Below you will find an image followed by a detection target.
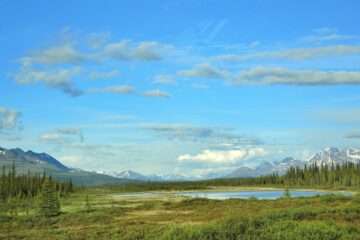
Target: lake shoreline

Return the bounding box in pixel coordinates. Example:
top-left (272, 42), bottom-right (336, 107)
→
top-left (112, 186), bottom-right (353, 201)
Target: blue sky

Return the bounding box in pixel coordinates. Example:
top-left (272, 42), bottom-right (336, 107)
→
top-left (1, 0), bottom-right (360, 176)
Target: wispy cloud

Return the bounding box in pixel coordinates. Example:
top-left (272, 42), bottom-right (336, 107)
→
top-left (345, 132), bottom-right (360, 139)
top-left (143, 89), bottom-right (170, 98)
top-left (14, 66), bottom-right (83, 97)
top-left (215, 45), bottom-right (360, 62)
top-left (152, 74), bottom-right (177, 85)
top-left (102, 40), bottom-right (173, 61)
top-left (300, 28), bottom-right (358, 44)
top-left (0, 107), bottom-right (22, 131)
top-left (88, 85), bottom-right (135, 95)
top-left (88, 70), bottom-right (120, 80)
top-left (40, 127), bottom-right (84, 144)
top-left (19, 39), bottom-right (173, 66)
top-left (87, 32), bottom-right (111, 49)
top-left (143, 124), bottom-right (262, 146)
top-left (310, 108), bottom-right (360, 125)
top-left (232, 67), bottom-right (360, 86)
top-left (19, 44), bottom-right (85, 66)
top-left (177, 63), bottom-right (229, 79)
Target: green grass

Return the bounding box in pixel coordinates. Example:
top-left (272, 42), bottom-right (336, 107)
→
top-left (1, 188), bottom-right (360, 239)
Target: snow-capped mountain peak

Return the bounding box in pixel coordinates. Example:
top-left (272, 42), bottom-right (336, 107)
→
top-left (308, 147), bottom-right (360, 166)
top-left (102, 170), bottom-right (148, 181)
top-left (346, 148), bottom-right (360, 160)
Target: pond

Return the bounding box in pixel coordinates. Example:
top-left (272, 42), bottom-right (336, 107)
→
top-left (176, 190), bottom-right (344, 200)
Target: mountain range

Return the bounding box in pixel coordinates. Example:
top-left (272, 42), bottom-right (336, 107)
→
top-left (97, 170), bottom-right (191, 182)
top-left (0, 146), bottom-right (130, 186)
top-left (103, 147), bottom-right (360, 181)
top-left (1, 146), bottom-right (360, 184)
top-left (307, 147), bottom-right (360, 166)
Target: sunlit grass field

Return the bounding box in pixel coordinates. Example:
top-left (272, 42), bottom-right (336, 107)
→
top-left (1, 187), bottom-right (360, 240)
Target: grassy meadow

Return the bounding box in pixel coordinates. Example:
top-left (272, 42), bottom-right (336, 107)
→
top-left (1, 186), bottom-right (360, 240)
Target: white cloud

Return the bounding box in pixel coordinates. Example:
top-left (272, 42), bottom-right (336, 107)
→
top-left (40, 127), bottom-right (84, 144)
top-left (152, 74), bottom-right (177, 85)
top-left (0, 107), bottom-right (22, 130)
top-left (14, 67), bottom-right (83, 96)
top-left (39, 132), bottom-right (64, 143)
top-left (87, 32), bottom-right (111, 49)
top-left (301, 28), bottom-right (357, 44)
top-left (20, 44), bottom-right (85, 66)
top-left (58, 155), bottom-right (82, 166)
top-left (103, 40), bottom-right (173, 61)
top-left (133, 41), bottom-right (164, 60)
top-left (88, 85), bottom-right (135, 94)
top-left (103, 40), bottom-right (132, 60)
top-left (215, 45), bottom-right (360, 62)
top-left (88, 70), bottom-right (120, 80)
top-left (232, 66), bottom-right (360, 86)
top-left (178, 148), bottom-right (266, 164)
top-left (143, 89), bottom-right (170, 98)
top-left (345, 132), bottom-right (360, 139)
top-left (312, 108), bottom-right (360, 124)
top-left (177, 63), bottom-right (229, 79)
top-left (144, 124), bottom-right (262, 145)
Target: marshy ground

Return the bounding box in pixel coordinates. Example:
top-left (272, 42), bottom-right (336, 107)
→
top-left (1, 187), bottom-right (360, 240)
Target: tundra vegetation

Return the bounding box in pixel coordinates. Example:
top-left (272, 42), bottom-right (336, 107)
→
top-left (1, 163), bottom-right (360, 239)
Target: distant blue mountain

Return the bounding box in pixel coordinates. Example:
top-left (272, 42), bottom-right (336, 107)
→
top-left (0, 146), bottom-right (129, 186)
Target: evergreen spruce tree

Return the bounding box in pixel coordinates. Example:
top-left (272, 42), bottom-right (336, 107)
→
top-left (85, 195), bottom-right (91, 213)
top-left (39, 178), bottom-right (60, 217)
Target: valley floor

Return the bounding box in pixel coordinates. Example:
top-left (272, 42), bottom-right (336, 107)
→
top-left (1, 187), bottom-right (360, 240)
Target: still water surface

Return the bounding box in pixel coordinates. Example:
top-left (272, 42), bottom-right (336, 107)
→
top-left (177, 190), bottom-right (339, 200)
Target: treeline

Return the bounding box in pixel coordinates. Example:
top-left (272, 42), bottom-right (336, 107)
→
top-left (283, 162), bottom-right (360, 187)
top-left (0, 163), bottom-right (73, 201)
top-left (210, 162), bottom-right (360, 188)
top-left (106, 162), bottom-right (360, 192)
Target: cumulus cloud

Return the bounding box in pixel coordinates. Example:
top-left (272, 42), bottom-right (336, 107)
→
top-left (19, 39), bottom-right (171, 66)
top-left (19, 44), bottom-right (85, 66)
top-left (103, 40), bottom-right (173, 61)
top-left (0, 107), bottom-right (22, 131)
top-left (14, 67), bottom-right (83, 97)
top-left (215, 45), bottom-right (360, 62)
top-left (177, 63), bottom-right (229, 79)
top-left (178, 147), bottom-right (266, 164)
top-left (88, 85), bottom-right (134, 95)
top-left (40, 127), bottom-right (84, 144)
top-left (143, 89), bottom-right (170, 98)
top-left (232, 66), bottom-right (360, 86)
top-left (103, 40), bottom-right (132, 60)
top-left (132, 41), bottom-right (164, 60)
top-left (152, 74), bottom-right (177, 85)
top-left (13, 35), bottom-right (175, 97)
